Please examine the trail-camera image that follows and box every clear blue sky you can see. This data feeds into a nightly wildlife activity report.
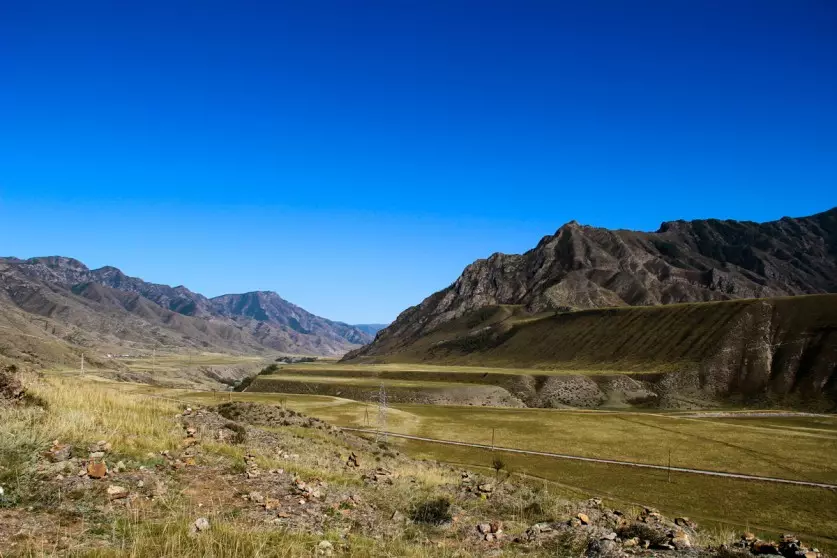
[1,1,835,324]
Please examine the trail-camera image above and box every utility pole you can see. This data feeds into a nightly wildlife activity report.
[376,382,388,444]
[151,348,156,375]
[668,448,672,483]
[491,428,496,452]
[80,353,84,376]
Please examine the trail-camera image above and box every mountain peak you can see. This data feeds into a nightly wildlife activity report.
[25,256,89,271]
[350,207,837,360]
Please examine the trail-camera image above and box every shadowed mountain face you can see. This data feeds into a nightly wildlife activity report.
[0,257,372,357]
[348,208,837,359]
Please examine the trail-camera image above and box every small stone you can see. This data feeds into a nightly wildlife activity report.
[477,483,494,493]
[490,521,503,533]
[107,485,129,500]
[248,491,265,504]
[623,537,639,548]
[186,427,197,436]
[577,512,590,525]
[191,517,210,533]
[743,532,757,542]
[47,443,72,462]
[87,461,108,479]
[484,533,495,542]
[316,540,333,556]
[675,517,696,529]
[115,461,126,472]
[671,531,691,550]
[137,480,145,488]
[89,451,106,459]
[477,523,491,534]
[601,532,617,541]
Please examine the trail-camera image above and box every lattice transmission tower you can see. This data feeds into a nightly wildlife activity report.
[376,382,388,443]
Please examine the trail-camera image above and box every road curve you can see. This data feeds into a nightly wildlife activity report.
[342,428,837,490]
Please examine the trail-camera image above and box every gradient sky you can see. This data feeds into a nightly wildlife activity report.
[1,1,835,324]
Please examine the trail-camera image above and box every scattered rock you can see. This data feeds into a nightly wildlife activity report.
[47,441,72,462]
[86,461,108,479]
[106,485,129,500]
[577,512,590,525]
[477,483,494,494]
[190,517,210,534]
[477,523,491,534]
[601,532,617,541]
[316,540,334,556]
[346,452,360,467]
[671,530,691,550]
[248,491,265,504]
[675,517,696,529]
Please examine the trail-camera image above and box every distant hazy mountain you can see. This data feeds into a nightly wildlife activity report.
[348,207,837,360]
[0,256,373,359]
[351,324,389,337]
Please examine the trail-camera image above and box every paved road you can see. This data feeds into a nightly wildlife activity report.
[342,428,837,490]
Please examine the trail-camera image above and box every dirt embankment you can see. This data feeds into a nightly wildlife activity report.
[345,295,837,411]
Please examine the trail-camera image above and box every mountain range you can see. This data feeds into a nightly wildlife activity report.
[0,256,376,365]
[347,207,837,360]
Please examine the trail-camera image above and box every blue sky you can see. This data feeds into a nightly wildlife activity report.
[1,1,835,324]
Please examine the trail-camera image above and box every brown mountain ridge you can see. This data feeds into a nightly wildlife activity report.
[349,207,837,359]
[0,256,373,363]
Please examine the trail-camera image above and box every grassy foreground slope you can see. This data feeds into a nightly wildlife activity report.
[346,295,837,409]
[118,386,837,551]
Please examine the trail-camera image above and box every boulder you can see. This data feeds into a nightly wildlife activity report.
[47,442,72,462]
[671,531,691,550]
[191,517,210,534]
[106,485,129,500]
[87,461,108,479]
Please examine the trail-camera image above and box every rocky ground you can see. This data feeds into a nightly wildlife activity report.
[0,370,829,557]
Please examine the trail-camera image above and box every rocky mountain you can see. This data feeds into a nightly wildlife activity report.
[0,256,372,360]
[351,324,389,337]
[347,207,837,360]
[211,291,371,346]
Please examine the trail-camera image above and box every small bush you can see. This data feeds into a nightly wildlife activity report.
[410,498,452,525]
[224,421,247,445]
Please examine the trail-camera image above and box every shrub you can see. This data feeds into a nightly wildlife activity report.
[410,498,452,525]
[224,421,247,445]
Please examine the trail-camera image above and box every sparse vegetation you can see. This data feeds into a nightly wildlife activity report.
[410,497,452,525]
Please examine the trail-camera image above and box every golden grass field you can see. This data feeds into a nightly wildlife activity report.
[101,379,837,550]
